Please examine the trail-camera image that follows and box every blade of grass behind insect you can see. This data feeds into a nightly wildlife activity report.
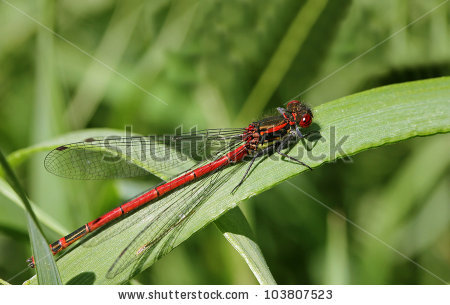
[356,135,450,283]
[0,278,11,285]
[235,0,328,124]
[0,149,61,285]
[215,207,276,285]
[323,212,349,284]
[65,0,142,129]
[396,178,449,257]
[108,0,198,122]
[0,178,67,236]
[395,178,450,284]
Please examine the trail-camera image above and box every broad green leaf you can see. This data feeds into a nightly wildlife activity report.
[24,77,449,284]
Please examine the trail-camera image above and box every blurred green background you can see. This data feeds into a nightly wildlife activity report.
[0,0,449,284]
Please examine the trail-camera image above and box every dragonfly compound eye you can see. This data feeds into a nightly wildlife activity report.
[299,113,312,128]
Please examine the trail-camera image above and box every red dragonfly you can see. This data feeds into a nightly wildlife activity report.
[27,100,313,278]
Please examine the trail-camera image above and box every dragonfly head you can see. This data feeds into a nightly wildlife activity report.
[286,100,313,128]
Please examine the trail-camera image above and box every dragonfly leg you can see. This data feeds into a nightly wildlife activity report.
[277,151,312,170]
[295,126,304,138]
[231,153,259,194]
[231,135,271,194]
[276,134,312,170]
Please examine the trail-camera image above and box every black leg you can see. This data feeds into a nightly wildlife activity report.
[231,131,312,194]
[231,153,259,194]
[276,134,312,170]
[277,151,312,170]
[231,142,274,194]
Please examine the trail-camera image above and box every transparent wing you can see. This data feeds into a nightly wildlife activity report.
[105,161,245,279]
[78,138,246,250]
[44,128,246,180]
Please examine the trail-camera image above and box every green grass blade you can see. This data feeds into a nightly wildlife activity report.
[215,207,276,285]
[26,214,62,285]
[24,77,449,284]
[65,1,142,129]
[0,178,67,236]
[0,278,11,285]
[236,0,328,124]
[0,150,61,285]
[356,135,450,283]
